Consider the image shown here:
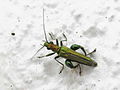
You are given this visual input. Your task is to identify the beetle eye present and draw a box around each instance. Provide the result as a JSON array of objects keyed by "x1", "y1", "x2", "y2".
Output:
[{"x1": 47, "y1": 47, "x2": 50, "y2": 50}]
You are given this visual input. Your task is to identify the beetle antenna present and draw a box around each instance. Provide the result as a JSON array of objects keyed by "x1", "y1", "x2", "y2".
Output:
[{"x1": 43, "y1": 8, "x2": 48, "y2": 42}]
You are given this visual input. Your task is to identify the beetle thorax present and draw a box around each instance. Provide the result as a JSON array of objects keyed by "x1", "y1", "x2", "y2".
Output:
[{"x1": 44, "y1": 42, "x2": 60, "y2": 52}]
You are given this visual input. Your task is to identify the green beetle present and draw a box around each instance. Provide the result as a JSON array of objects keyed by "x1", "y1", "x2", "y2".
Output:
[{"x1": 32, "y1": 9, "x2": 97, "y2": 75}]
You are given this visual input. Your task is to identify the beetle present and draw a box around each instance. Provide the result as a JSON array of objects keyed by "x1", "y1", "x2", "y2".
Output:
[{"x1": 32, "y1": 9, "x2": 97, "y2": 75}]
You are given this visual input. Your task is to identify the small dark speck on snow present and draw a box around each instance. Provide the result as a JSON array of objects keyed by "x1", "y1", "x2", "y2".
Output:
[{"x1": 11, "y1": 33, "x2": 15, "y2": 36}]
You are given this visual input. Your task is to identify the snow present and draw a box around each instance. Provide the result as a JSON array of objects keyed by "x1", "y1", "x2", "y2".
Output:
[{"x1": 0, "y1": 0, "x2": 120, "y2": 90}]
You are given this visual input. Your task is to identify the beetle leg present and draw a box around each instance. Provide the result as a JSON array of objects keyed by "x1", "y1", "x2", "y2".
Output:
[
  {"x1": 49, "y1": 33, "x2": 59, "y2": 46},
  {"x1": 60, "y1": 41, "x2": 63, "y2": 46},
  {"x1": 59, "y1": 33, "x2": 67, "y2": 46},
  {"x1": 65, "y1": 59, "x2": 82, "y2": 75},
  {"x1": 55, "y1": 56, "x2": 64, "y2": 74},
  {"x1": 78, "y1": 64, "x2": 81, "y2": 75},
  {"x1": 49, "y1": 32, "x2": 55, "y2": 40},
  {"x1": 62, "y1": 33, "x2": 67, "y2": 41},
  {"x1": 65, "y1": 59, "x2": 78, "y2": 68},
  {"x1": 56, "y1": 39, "x2": 59, "y2": 46},
  {"x1": 70, "y1": 44, "x2": 87, "y2": 56},
  {"x1": 87, "y1": 48, "x2": 96, "y2": 56},
  {"x1": 38, "y1": 52, "x2": 55, "y2": 58}
]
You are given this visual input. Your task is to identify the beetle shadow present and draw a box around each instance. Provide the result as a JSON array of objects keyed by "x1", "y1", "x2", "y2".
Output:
[
  {"x1": 80, "y1": 65, "x2": 96, "y2": 75},
  {"x1": 42, "y1": 59, "x2": 62, "y2": 77},
  {"x1": 42, "y1": 61, "x2": 96, "y2": 77}
]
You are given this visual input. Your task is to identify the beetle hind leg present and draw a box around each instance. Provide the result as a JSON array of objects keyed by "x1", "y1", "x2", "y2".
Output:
[
  {"x1": 87, "y1": 48, "x2": 96, "y2": 56},
  {"x1": 70, "y1": 44, "x2": 87, "y2": 56},
  {"x1": 70, "y1": 44, "x2": 96, "y2": 56},
  {"x1": 65, "y1": 59, "x2": 82, "y2": 75}
]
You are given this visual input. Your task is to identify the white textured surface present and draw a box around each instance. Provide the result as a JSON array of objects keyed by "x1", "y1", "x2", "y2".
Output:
[{"x1": 0, "y1": 0, "x2": 120, "y2": 90}]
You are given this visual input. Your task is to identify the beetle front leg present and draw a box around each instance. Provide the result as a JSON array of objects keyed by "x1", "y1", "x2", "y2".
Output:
[
  {"x1": 55, "y1": 56, "x2": 64, "y2": 74},
  {"x1": 49, "y1": 32, "x2": 55, "y2": 40},
  {"x1": 60, "y1": 33, "x2": 67, "y2": 46}
]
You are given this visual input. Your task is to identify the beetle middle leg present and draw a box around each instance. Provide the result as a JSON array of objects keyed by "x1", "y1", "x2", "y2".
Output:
[
  {"x1": 55, "y1": 56, "x2": 64, "y2": 74},
  {"x1": 62, "y1": 33, "x2": 67, "y2": 41},
  {"x1": 37, "y1": 52, "x2": 55, "y2": 58}
]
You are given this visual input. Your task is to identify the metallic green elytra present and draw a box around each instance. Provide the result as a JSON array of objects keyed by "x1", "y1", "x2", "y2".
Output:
[
  {"x1": 58, "y1": 46, "x2": 97, "y2": 67},
  {"x1": 32, "y1": 9, "x2": 97, "y2": 75}
]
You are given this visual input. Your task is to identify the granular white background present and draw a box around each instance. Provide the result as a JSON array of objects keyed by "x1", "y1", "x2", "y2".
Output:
[{"x1": 0, "y1": 0, "x2": 120, "y2": 90}]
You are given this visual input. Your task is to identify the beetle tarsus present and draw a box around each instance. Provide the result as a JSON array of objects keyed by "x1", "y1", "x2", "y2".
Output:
[
  {"x1": 87, "y1": 48, "x2": 96, "y2": 55},
  {"x1": 78, "y1": 64, "x2": 82, "y2": 76}
]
